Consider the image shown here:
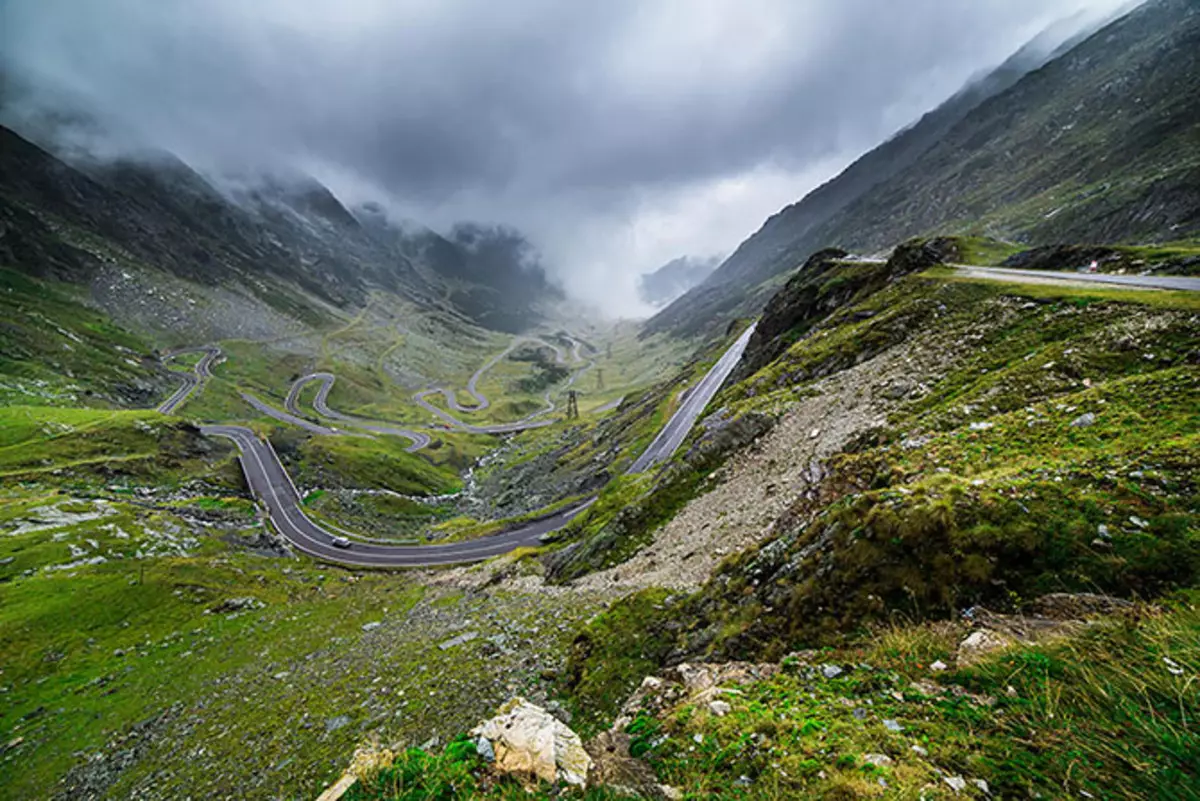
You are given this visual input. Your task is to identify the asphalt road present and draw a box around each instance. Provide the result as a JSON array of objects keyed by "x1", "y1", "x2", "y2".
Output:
[
  {"x1": 626, "y1": 323, "x2": 757, "y2": 474},
  {"x1": 202, "y1": 423, "x2": 594, "y2": 566},
  {"x1": 239, "y1": 391, "x2": 343, "y2": 436},
  {"x1": 287, "y1": 372, "x2": 431, "y2": 452},
  {"x1": 200, "y1": 327, "x2": 753, "y2": 567},
  {"x1": 953, "y1": 265, "x2": 1200, "y2": 291},
  {"x1": 157, "y1": 346, "x2": 222, "y2": 414}
]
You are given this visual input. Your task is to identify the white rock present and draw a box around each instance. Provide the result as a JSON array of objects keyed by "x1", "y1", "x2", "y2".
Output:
[
  {"x1": 944, "y1": 775, "x2": 967, "y2": 793},
  {"x1": 821, "y1": 664, "x2": 843, "y2": 679},
  {"x1": 863, "y1": 753, "x2": 894, "y2": 767},
  {"x1": 929, "y1": 660, "x2": 948, "y2": 672},
  {"x1": 957, "y1": 629, "x2": 1015, "y2": 667},
  {"x1": 708, "y1": 700, "x2": 731, "y2": 716},
  {"x1": 471, "y1": 698, "x2": 592, "y2": 787}
]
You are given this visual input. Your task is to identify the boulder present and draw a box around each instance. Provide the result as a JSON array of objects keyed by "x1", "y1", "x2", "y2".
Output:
[
  {"x1": 956, "y1": 629, "x2": 1015, "y2": 667},
  {"x1": 471, "y1": 697, "x2": 592, "y2": 787}
]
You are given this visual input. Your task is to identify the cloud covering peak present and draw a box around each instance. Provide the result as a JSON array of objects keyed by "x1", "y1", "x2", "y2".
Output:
[{"x1": 0, "y1": 0, "x2": 1131, "y2": 315}]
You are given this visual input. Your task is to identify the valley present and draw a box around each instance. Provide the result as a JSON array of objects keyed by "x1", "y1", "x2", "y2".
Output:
[{"x1": 1, "y1": 1, "x2": 1199, "y2": 799}]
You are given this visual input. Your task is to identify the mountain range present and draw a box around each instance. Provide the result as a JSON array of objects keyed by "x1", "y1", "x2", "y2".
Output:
[
  {"x1": 646, "y1": 0, "x2": 1200, "y2": 339},
  {"x1": 0, "y1": 124, "x2": 562, "y2": 336}
]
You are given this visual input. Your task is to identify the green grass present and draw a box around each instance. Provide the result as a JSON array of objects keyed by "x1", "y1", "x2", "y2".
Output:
[
  {"x1": 345, "y1": 599, "x2": 1200, "y2": 800},
  {"x1": 0, "y1": 477, "x2": 614, "y2": 798},
  {"x1": 0, "y1": 406, "x2": 231, "y2": 486},
  {"x1": 0, "y1": 267, "x2": 168, "y2": 408},
  {"x1": 560, "y1": 588, "x2": 678, "y2": 731},
  {"x1": 285, "y1": 433, "x2": 461, "y2": 496},
  {"x1": 563, "y1": 265, "x2": 1200, "y2": 742},
  {"x1": 345, "y1": 740, "x2": 633, "y2": 800},
  {"x1": 954, "y1": 235, "x2": 1025, "y2": 265},
  {"x1": 622, "y1": 599, "x2": 1199, "y2": 799},
  {"x1": 427, "y1": 494, "x2": 592, "y2": 544},
  {"x1": 0, "y1": 531, "x2": 427, "y2": 798}
]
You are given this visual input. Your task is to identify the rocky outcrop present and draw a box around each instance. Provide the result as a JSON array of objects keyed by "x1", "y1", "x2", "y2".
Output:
[
  {"x1": 612, "y1": 661, "x2": 780, "y2": 730},
  {"x1": 470, "y1": 697, "x2": 592, "y2": 787},
  {"x1": 736, "y1": 238, "x2": 959, "y2": 382},
  {"x1": 957, "y1": 594, "x2": 1135, "y2": 666}
]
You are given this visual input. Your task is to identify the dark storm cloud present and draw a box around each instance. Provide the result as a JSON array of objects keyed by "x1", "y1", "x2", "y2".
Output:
[{"x1": 0, "y1": 0, "x2": 1131, "y2": 312}]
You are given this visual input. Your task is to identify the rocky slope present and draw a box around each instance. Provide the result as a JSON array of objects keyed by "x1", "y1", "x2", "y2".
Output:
[
  {"x1": 647, "y1": 0, "x2": 1200, "y2": 340},
  {"x1": 330, "y1": 237, "x2": 1197, "y2": 799}
]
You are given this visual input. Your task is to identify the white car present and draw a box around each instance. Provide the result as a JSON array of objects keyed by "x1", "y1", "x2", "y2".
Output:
[{"x1": 330, "y1": 536, "x2": 351, "y2": 548}]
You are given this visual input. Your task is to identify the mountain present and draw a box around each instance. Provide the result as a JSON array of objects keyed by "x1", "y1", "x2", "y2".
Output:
[
  {"x1": 645, "y1": 0, "x2": 1199, "y2": 339},
  {"x1": 0, "y1": 124, "x2": 561, "y2": 334},
  {"x1": 637, "y1": 255, "x2": 721, "y2": 307}
]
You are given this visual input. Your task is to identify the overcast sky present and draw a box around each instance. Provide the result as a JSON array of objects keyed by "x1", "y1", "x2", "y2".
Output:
[{"x1": 1, "y1": 0, "x2": 1133, "y2": 315}]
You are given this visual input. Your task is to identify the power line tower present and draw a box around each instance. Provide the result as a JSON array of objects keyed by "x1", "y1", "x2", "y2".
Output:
[{"x1": 566, "y1": 390, "x2": 579, "y2": 420}]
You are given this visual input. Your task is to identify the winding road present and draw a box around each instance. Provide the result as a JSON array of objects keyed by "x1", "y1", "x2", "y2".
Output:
[
  {"x1": 191, "y1": 326, "x2": 754, "y2": 567},
  {"x1": 239, "y1": 391, "x2": 343, "y2": 437},
  {"x1": 157, "y1": 346, "x2": 222, "y2": 414},
  {"x1": 286, "y1": 373, "x2": 431, "y2": 451},
  {"x1": 215, "y1": 333, "x2": 603, "y2": 445},
  {"x1": 411, "y1": 335, "x2": 592, "y2": 433},
  {"x1": 199, "y1": 424, "x2": 594, "y2": 566},
  {"x1": 156, "y1": 259, "x2": 1198, "y2": 567}
]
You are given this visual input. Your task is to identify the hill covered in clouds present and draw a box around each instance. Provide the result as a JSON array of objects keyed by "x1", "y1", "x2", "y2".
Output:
[
  {"x1": 646, "y1": 0, "x2": 1196, "y2": 339},
  {"x1": 0, "y1": 122, "x2": 562, "y2": 335},
  {"x1": 637, "y1": 255, "x2": 721, "y2": 307}
]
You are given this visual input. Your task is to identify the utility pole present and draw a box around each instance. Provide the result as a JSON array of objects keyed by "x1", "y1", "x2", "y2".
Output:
[
  {"x1": 566, "y1": 390, "x2": 579, "y2": 420},
  {"x1": 596, "y1": 369, "x2": 604, "y2": 391}
]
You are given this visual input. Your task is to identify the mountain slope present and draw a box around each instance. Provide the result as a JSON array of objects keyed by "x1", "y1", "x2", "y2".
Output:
[
  {"x1": 0, "y1": 125, "x2": 561, "y2": 335},
  {"x1": 647, "y1": 0, "x2": 1200, "y2": 339}
]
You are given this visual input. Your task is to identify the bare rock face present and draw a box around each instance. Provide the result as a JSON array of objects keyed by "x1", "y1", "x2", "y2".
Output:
[{"x1": 470, "y1": 697, "x2": 592, "y2": 787}]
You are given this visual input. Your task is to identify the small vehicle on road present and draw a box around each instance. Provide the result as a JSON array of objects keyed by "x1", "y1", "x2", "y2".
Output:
[{"x1": 330, "y1": 536, "x2": 352, "y2": 548}]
